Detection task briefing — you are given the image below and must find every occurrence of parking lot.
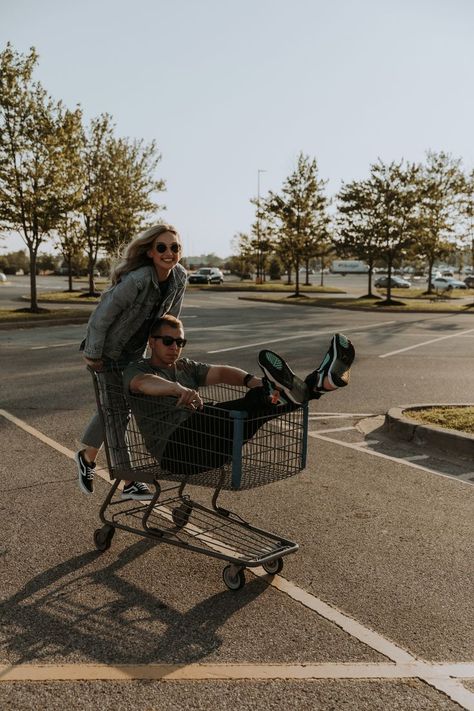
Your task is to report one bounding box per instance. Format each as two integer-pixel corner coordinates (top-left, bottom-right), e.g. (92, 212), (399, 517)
(1, 292), (473, 710)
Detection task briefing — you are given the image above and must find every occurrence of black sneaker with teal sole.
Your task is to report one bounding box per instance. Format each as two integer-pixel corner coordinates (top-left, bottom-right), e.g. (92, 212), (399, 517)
(258, 350), (308, 405)
(305, 333), (355, 395)
(121, 481), (153, 500)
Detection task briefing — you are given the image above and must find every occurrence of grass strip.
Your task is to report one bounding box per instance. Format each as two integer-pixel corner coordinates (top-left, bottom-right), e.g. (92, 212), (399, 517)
(405, 406), (474, 435)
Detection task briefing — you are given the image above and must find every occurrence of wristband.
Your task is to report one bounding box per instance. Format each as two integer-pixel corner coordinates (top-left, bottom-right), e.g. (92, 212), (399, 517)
(243, 373), (254, 387)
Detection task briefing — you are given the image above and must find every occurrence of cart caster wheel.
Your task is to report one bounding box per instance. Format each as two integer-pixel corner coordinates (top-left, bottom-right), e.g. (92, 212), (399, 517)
(93, 525), (115, 552)
(222, 565), (246, 591)
(262, 558), (283, 575)
(172, 503), (192, 528)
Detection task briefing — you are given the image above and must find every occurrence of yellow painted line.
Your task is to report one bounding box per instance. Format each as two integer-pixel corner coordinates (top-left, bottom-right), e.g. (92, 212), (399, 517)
(3, 408), (474, 711)
(0, 409), (110, 481)
(1, 662), (473, 682)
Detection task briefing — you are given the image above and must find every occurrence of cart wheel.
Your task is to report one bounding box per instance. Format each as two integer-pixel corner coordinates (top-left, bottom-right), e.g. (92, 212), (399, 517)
(262, 558), (283, 575)
(222, 565), (246, 591)
(172, 503), (192, 529)
(93, 525), (115, 552)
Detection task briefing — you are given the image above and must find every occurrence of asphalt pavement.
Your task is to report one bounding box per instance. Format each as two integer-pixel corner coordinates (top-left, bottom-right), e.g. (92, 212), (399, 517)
(1, 292), (473, 710)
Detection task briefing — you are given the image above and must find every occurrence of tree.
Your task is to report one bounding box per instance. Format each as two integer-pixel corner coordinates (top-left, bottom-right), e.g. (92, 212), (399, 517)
(264, 153), (329, 297)
(418, 151), (463, 293)
(77, 115), (165, 296)
(336, 160), (422, 303)
(55, 213), (86, 290)
(373, 160), (422, 303)
(0, 43), (83, 311)
(336, 178), (382, 298)
(460, 167), (474, 270)
(99, 136), (165, 256)
(232, 231), (257, 278)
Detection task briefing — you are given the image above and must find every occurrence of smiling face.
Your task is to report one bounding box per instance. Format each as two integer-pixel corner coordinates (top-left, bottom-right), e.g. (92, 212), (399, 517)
(148, 322), (186, 368)
(147, 230), (182, 281)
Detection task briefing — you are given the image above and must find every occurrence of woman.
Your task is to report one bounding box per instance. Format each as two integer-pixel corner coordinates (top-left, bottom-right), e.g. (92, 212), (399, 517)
(76, 223), (187, 500)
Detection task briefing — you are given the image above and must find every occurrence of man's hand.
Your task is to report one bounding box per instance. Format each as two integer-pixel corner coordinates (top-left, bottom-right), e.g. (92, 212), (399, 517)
(83, 356), (104, 372)
(175, 384), (203, 410)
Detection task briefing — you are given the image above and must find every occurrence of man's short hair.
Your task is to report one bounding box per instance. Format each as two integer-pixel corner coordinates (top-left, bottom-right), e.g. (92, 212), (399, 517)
(149, 315), (183, 338)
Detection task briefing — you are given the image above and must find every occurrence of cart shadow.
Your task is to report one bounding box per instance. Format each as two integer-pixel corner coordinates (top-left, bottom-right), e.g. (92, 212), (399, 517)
(0, 538), (270, 669)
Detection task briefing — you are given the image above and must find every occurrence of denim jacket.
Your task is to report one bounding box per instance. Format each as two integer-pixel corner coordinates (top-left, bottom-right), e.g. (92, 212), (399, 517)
(82, 263), (187, 360)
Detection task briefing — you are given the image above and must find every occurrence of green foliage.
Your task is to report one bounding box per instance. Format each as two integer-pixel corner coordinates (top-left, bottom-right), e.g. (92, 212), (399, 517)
(0, 43), (83, 309)
(262, 153), (330, 295)
(418, 151), (464, 291)
(0, 249), (29, 273)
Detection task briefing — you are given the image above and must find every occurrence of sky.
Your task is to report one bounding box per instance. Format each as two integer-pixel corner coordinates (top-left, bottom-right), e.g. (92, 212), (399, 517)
(1, 0), (474, 258)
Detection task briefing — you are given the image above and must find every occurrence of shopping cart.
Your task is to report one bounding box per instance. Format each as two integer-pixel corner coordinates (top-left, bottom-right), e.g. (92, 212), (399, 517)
(90, 367), (309, 591)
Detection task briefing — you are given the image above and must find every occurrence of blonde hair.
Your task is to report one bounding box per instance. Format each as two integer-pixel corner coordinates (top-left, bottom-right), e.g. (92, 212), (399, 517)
(110, 224), (181, 284)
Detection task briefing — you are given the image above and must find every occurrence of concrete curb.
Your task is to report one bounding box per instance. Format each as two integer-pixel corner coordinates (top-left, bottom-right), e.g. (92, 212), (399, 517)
(238, 295), (474, 314)
(385, 404), (474, 460)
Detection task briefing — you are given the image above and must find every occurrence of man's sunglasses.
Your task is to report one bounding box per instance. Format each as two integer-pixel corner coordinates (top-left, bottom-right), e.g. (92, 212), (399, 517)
(151, 335), (187, 348)
(154, 242), (181, 254)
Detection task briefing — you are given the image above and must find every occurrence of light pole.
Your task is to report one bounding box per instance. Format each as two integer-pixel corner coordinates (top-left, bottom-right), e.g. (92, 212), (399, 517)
(257, 169), (266, 283)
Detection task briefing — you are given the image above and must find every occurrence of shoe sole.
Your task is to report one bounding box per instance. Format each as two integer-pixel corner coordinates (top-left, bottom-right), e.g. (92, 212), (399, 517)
(258, 350), (307, 404)
(326, 334), (355, 389)
(75, 451), (94, 495)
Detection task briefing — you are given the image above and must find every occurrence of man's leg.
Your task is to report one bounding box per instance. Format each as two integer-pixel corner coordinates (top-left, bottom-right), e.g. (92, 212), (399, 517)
(160, 388), (292, 476)
(258, 333), (355, 404)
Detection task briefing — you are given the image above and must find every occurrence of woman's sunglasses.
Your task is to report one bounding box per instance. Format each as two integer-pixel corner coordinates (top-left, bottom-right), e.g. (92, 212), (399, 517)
(151, 335), (187, 348)
(154, 242), (181, 254)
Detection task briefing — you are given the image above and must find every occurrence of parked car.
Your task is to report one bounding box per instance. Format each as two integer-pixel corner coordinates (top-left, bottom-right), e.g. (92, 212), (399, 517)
(0, 271), (7, 282)
(464, 275), (474, 288)
(374, 275), (411, 289)
(431, 276), (467, 292)
(441, 269), (455, 277)
(188, 267), (224, 284)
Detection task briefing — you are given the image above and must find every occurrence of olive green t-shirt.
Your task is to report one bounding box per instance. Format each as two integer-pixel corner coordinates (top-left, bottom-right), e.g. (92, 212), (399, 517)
(122, 358), (211, 460)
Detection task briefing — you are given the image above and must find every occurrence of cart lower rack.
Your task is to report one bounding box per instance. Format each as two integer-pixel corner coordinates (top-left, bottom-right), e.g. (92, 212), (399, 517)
(90, 368), (308, 590)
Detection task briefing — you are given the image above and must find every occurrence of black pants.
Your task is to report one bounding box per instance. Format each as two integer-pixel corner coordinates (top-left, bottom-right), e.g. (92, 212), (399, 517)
(160, 387), (294, 476)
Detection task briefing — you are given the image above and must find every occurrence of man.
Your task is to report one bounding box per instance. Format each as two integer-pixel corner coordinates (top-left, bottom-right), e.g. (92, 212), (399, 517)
(121, 316), (355, 491)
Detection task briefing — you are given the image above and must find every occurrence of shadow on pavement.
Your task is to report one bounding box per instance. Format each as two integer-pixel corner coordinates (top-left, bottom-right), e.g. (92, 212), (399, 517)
(0, 538), (269, 670)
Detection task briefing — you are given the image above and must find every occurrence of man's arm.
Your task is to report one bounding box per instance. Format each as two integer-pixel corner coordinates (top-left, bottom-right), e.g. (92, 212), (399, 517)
(129, 373), (203, 409)
(204, 366), (262, 388)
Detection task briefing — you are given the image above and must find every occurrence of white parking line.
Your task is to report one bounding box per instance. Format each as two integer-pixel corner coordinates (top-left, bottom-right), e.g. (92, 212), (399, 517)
(379, 327), (474, 358)
(309, 431), (473, 486)
(2, 409), (473, 708)
(31, 342), (81, 350)
(314, 426), (358, 434)
(308, 413), (373, 420)
(208, 321), (396, 354)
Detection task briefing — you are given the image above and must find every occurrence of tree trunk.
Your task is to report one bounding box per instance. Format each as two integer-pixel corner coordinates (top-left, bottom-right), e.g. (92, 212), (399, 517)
(29, 248), (39, 313)
(304, 258), (310, 286)
(67, 253), (73, 292)
(367, 266), (373, 297)
(320, 257), (325, 287)
(386, 255), (393, 303)
(294, 260), (300, 296)
(427, 258), (435, 294)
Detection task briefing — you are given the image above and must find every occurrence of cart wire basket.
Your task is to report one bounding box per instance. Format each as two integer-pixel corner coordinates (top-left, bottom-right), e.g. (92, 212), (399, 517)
(90, 367), (308, 590)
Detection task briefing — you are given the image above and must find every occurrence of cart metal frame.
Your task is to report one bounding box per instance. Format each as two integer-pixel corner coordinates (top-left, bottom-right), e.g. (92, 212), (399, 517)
(90, 368), (308, 590)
